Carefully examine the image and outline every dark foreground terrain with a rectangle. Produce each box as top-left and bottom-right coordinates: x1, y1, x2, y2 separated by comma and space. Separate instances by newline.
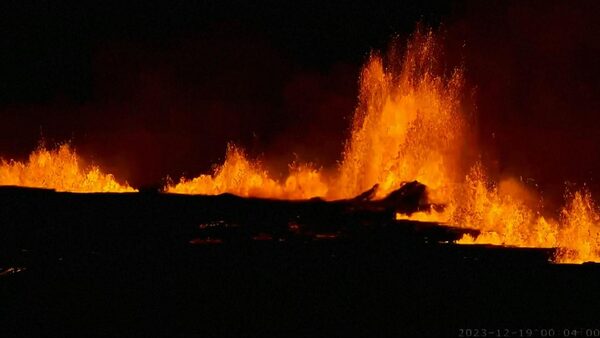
0, 187, 598, 337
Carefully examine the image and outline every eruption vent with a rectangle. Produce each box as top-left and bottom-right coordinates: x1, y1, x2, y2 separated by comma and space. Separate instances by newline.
168, 31, 465, 200
0, 144, 135, 193
168, 30, 600, 263
0, 29, 597, 263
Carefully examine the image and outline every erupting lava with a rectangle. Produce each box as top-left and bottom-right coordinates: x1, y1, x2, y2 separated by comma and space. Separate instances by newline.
167, 30, 600, 263
168, 31, 466, 201
0, 144, 135, 193
0, 29, 597, 263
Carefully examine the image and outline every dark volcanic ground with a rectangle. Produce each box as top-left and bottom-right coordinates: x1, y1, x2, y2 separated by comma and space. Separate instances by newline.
0, 188, 599, 337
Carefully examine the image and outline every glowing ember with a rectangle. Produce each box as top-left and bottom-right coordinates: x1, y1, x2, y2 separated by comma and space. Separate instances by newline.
168, 29, 600, 263
0, 144, 135, 193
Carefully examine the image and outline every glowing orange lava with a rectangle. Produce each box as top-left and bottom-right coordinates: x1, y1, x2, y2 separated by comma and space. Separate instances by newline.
167, 29, 600, 263
167, 143, 327, 199
1, 29, 595, 263
0, 144, 135, 193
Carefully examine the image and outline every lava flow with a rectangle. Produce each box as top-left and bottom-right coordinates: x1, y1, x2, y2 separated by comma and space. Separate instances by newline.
167, 30, 600, 264
0, 144, 135, 193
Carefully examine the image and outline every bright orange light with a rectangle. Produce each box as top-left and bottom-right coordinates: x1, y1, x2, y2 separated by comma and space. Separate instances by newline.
0, 144, 135, 193
166, 143, 327, 199
167, 29, 600, 263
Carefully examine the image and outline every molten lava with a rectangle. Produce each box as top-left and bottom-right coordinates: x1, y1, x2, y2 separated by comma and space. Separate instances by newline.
0, 29, 596, 263
0, 144, 135, 193
167, 144, 328, 199
167, 30, 600, 263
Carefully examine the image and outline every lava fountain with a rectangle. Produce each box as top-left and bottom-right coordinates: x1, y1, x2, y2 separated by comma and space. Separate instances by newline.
0, 144, 135, 193
167, 29, 600, 263
0, 29, 597, 263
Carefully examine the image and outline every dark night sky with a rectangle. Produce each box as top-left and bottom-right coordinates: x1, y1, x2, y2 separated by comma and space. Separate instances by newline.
0, 0, 599, 202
